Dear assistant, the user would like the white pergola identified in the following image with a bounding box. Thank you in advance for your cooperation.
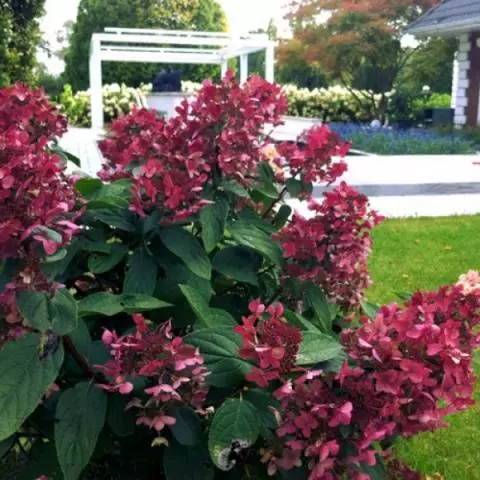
[89,28,275,130]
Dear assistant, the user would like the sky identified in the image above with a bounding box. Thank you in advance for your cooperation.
[39,0,288,74]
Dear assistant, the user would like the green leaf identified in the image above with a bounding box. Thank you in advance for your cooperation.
[16,289,77,335]
[243,389,278,430]
[92,208,136,232]
[0,333,64,441]
[286,178,313,198]
[228,221,283,266]
[49,288,79,335]
[107,395,136,437]
[361,300,380,319]
[212,246,262,286]
[297,331,342,366]
[55,382,107,480]
[185,328,252,387]
[283,309,321,332]
[0,258,21,291]
[75,178,103,197]
[220,179,249,198]
[164,439,214,480]
[16,291,50,332]
[208,398,259,471]
[305,283,334,334]
[123,248,158,295]
[254,162,278,199]
[180,284,235,328]
[170,407,203,446]
[88,244,128,274]
[159,226,212,280]
[50,145,81,167]
[273,204,292,230]
[200,197,229,253]
[395,291,413,302]
[78,292,170,316]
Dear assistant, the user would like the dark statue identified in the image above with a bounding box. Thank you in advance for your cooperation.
[152,70,182,93]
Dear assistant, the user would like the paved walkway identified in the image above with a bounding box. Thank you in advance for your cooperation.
[59,127,480,218]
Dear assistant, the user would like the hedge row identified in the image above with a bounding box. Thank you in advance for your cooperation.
[56,82,451,128]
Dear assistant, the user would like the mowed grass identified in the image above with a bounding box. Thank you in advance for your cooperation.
[366,216,480,479]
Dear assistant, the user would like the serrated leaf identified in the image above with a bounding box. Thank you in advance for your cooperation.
[305,283,334,334]
[283,309,321,332]
[185,328,252,387]
[361,300,380,319]
[92,208,136,231]
[0,333,64,441]
[212,246,263,286]
[243,389,278,430]
[297,331,342,366]
[221,179,249,198]
[78,292,170,316]
[200,197,229,253]
[16,289,77,336]
[273,204,292,229]
[170,407,203,446]
[159,226,211,280]
[164,439,214,480]
[286,178,313,198]
[228,221,283,266]
[88,244,128,274]
[55,382,107,480]
[208,398,259,471]
[49,288,78,335]
[123,248,158,295]
[75,178,103,198]
[180,284,234,328]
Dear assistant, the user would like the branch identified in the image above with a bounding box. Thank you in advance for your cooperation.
[62,336,105,382]
[262,186,287,219]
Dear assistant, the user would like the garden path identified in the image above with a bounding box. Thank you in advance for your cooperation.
[60,127,480,218]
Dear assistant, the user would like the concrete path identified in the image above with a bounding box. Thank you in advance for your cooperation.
[58,127,480,218]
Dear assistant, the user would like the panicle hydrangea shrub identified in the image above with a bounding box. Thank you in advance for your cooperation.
[0,83,79,335]
[98,315,209,444]
[276,182,383,310]
[261,286,480,479]
[1,79,479,480]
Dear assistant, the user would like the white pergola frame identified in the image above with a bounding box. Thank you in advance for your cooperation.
[89,28,275,130]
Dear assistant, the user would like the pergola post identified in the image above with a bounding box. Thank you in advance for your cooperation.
[240,54,248,84]
[220,59,228,78]
[89,36,103,131]
[265,43,275,83]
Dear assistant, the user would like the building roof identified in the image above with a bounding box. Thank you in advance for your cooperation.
[409,0,480,37]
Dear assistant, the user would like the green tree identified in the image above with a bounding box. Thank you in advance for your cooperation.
[283,0,440,120]
[63,0,227,91]
[0,0,45,87]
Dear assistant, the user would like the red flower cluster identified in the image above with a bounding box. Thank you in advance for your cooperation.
[265,285,480,480]
[276,182,383,310]
[235,299,303,387]
[99,315,209,441]
[99,72,287,221]
[276,126,349,185]
[0,83,79,330]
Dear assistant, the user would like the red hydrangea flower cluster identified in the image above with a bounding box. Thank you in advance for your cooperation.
[0,83,79,330]
[235,299,303,388]
[264,285,480,480]
[276,182,383,310]
[99,72,288,221]
[275,126,349,185]
[99,315,209,441]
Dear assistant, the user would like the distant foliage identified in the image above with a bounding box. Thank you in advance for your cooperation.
[63,0,227,91]
[0,0,45,87]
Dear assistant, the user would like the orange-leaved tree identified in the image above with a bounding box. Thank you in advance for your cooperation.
[279,0,440,121]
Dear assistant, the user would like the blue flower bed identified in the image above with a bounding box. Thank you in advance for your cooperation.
[329,123,476,155]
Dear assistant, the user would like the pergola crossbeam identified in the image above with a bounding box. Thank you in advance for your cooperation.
[89,28,275,131]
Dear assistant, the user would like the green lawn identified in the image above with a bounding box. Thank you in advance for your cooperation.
[366,216,480,479]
